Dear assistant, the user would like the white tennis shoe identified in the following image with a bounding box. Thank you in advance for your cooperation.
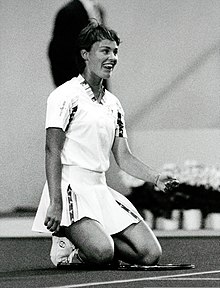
[50,235,78,266]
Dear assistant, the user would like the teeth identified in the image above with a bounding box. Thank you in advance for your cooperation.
[104,64,113,69]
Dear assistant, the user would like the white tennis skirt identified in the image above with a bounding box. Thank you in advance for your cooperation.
[32,165,142,235]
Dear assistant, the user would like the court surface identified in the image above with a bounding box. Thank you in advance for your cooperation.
[1,221,220,288]
[1,264,220,288]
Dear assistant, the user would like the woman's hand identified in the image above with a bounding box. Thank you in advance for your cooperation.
[44,202,62,233]
[155,173,179,193]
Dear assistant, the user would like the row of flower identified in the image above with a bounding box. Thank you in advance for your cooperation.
[162,160,220,191]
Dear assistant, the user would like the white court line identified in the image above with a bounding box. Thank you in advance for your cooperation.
[47,269,220,288]
[161,277,220,281]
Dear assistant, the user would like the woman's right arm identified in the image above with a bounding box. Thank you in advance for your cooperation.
[44,127,66,233]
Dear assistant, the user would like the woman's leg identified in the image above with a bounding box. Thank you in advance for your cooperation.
[64,217,114,265]
[112,220,162,265]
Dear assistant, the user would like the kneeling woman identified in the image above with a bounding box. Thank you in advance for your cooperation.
[32,21,177,266]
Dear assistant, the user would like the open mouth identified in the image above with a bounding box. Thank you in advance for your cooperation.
[103,63,114,70]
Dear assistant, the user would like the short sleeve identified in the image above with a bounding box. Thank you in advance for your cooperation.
[115,101,127,138]
[45,92,78,131]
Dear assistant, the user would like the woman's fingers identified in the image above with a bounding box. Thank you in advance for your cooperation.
[49,220,60,232]
[164,179,179,192]
[44,217,60,232]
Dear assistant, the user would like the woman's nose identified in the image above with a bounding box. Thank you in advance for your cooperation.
[108,51,117,61]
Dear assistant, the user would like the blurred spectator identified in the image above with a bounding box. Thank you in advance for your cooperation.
[48,0,105,87]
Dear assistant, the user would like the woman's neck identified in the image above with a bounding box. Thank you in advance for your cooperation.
[81,72,103,99]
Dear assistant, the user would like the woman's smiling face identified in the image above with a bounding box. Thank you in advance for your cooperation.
[83,39,118,79]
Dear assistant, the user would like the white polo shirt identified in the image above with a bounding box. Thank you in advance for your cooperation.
[46,75,127,172]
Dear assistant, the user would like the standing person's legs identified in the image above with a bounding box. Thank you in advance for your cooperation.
[112,220,162,265]
[64,217,114,264]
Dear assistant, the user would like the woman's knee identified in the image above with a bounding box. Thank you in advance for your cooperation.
[64,218,114,264]
[140,243,162,265]
[88,244,114,264]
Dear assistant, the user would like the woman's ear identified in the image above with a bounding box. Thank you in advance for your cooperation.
[80,49,88,61]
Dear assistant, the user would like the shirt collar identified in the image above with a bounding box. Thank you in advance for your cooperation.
[77,74,105,103]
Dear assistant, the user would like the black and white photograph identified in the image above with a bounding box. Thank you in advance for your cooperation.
[0,1,220,287]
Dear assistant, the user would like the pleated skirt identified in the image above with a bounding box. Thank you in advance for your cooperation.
[32,165,142,235]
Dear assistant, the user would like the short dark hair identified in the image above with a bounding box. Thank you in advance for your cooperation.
[76,20,121,73]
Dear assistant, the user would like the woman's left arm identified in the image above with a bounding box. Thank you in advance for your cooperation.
[112,136,178,192]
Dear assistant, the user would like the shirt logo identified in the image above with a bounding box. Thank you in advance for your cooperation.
[59,240,66,248]
[59,101,66,116]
